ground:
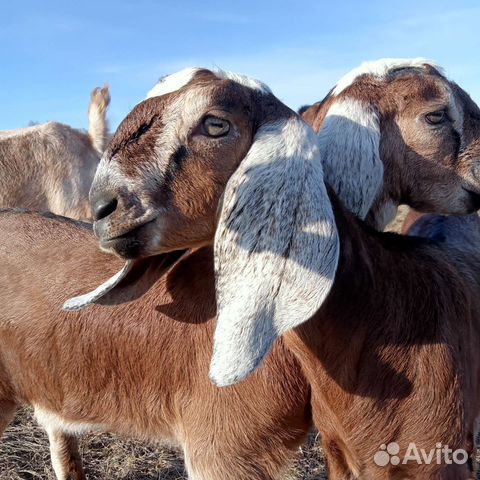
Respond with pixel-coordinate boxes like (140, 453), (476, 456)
(0, 408), (326, 479)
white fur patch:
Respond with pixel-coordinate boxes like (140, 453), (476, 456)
(35, 406), (104, 436)
(147, 67), (272, 100)
(147, 67), (200, 98)
(210, 116), (339, 387)
(213, 68), (272, 94)
(91, 151), (127, 190)
(63, 260), (133, 311)
(148, 87), (212, 186)
(319, 98), (383, 219)
(332, 58), (441, 96)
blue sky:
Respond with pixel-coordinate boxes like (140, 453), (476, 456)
(1, 0), (479, 131)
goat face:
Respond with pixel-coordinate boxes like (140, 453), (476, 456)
(381, 67), (480, 214)
(90, 69), (261, 258)
(83, 68), (340, 386)
(308, 60), (480, 226)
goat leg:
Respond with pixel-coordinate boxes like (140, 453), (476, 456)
(45, 429), (86, 480)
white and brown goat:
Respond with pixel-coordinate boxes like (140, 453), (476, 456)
(302, 58), (480, 229)
(0, 69), (479, 480)
(0, 85), (110, 221)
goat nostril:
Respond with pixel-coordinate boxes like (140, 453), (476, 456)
(93, 198), (118, 221)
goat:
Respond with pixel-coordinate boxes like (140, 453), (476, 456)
(0, 68), (478, 480)
(0, 212), (311, 480)
(0, 71), (316, 480)
(0, 85), (110, 221)
(89, 68), (480, 478)
(301, 58), (480, 229)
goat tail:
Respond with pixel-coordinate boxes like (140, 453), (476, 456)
(88, 84), (111, 153)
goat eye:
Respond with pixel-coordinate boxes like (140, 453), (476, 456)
(203, 116), (230, 137)
(425, 110), (447, 125)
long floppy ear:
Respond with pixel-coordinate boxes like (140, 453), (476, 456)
(318, 98), (383, 219)
(210, 116), (340, 386)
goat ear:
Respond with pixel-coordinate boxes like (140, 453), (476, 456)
(63, 250), (186, 310)
(318, 99), (383, 220)
(210, 116), (340, 386)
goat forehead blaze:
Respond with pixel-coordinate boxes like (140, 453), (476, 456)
(332, 57), (443, 95)
(106, 82), (255, 181)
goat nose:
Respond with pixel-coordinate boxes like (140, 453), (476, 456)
(92, 197), (118, 221)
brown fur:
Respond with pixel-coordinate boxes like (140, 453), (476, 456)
(0, 85), (111, 221)
(286, 194), (480, 478)
(91, 72), (286, 258)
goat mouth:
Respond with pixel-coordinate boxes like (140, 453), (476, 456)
(99, 217), (158, 259)
(463, 188), (480, 211)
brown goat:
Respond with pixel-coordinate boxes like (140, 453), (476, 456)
(0, 212), (311, 480)
(1, 68), (479, 480)
(301, 58), (480, 229)
(0, 85), (110, 221)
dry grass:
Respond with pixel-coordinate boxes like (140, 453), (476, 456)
(0, 408), (326, 479)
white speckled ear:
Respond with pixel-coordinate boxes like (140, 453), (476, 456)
(319, 98), (383, 220)
(210, 116), (340, 387)
(63, 260), (134, 311)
